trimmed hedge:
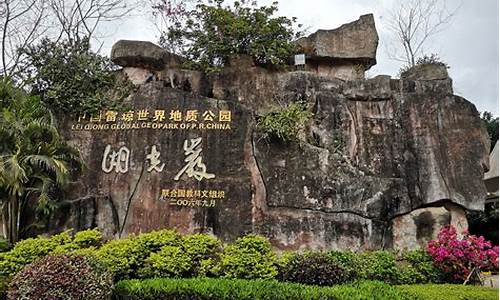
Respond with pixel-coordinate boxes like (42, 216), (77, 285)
(115, 278), (414, 300)
(398, 284), (498, 300)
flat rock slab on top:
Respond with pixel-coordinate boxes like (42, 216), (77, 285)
(110, 40), (183, 70)
(296, 14), (378, 68)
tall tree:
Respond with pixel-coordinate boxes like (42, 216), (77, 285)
(0, 79), (82, 242)
(385, 0), (459, 67)
(0, 0), (139, 78)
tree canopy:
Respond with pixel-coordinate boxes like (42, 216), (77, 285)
(156, 0), (301, 73)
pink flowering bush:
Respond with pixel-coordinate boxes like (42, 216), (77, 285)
(427, 225), (499, 281)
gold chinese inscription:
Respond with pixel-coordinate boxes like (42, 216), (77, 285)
(161, 188), (225, 207)
(174, 137), (215, 181)
(72, 108), (233, 131)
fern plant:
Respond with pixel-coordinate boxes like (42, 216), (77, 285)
(257, 102), (312, 143)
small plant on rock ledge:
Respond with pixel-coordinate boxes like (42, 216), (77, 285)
(257, 101), (313, 143)
(399, 53), (449, 77)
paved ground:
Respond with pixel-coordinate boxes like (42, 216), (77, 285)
(482, 275), (499, 288)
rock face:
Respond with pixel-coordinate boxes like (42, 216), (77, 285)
(296, 14), (378, 81)
(54, 15), (489, 251)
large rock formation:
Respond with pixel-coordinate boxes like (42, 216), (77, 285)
(296, 14), (378, 80)
(55, 16), (489, 251)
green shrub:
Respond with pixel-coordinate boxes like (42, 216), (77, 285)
(279, 252), (349, 286)
(398, 284), (498, 300)
(275, 251), (295, 279)
(0, 234), (61, 278)
(183, 233), (222, 277)
(95, 229), (182, 280)
(218, 234), (278, 279)
(258, 102), (312, 143)
(358, 251), (401, 284)
(399, 53), (449, 77)
(328, 250), (360, 281)
(94, 237), (143, 280)
(399, 250), (444, 284)
(115, 278), (414, 300)
(134, 229), (182, 253)
(140, 245), (192, 278)
(0, 239), (11, 253)
(73, 228), (104, 248)
(0, 276), (7, 300)
(7, 254), (112, 300)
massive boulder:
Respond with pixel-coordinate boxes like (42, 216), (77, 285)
(296, 14), (378, 67)
(53, 15), (489, 251)
(296, 14), (378, 80)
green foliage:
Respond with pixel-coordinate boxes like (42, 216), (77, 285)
(140, 245), (192, 278)
(7, 254), (112, 300)
(0, 228), (450, 288)
(480, 111), (499, 152)
(279, 251), (348, 286)
(328, 250), (360, 281)
(19, 38), (133, 116)
(468, 202), (499, 246)
(162, 0), (301, 73)
(0, 239), (10, 253)
(218, 234), (277, 279)
(134, 229), (183, 253)
(115, 278), (414, 300)
(183, 233), (222, 277)
(0, 233), (64, 279)
(0, 79), (83, 243)
(0, 229), (101, 282)
(257, 101), (312, 143)
(73, 228), (104, 248)
(93, 237), (143, 280)
(399, 250), (444, 284)
(95, 229), (182, 280)
(399, 53), (449, 77)
(358, 251), (401, 284)
(398, 284), (498, 300)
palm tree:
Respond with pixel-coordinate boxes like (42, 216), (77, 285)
(0, 79), (82, 243)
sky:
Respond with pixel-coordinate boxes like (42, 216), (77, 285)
(98, 0), (499, 115)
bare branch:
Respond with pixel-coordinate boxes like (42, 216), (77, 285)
(0, 0), (141, 78)
(384, 0), (461, 67)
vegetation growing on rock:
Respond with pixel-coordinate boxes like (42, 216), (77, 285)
(158, 0), (301, 73)
(257, 101), (312, 143)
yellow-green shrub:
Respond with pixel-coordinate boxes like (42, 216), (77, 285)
(217, 234), (277, 279)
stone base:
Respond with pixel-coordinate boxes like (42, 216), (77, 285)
(391, 203), (469, 250)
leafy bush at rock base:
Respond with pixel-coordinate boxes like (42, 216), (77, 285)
(217, 234), (277, 279)
(427, 225), (499, 282)
(7, 254), (112, 300)
(279, 252), (349, 286)
(140, 245), (192, 278)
